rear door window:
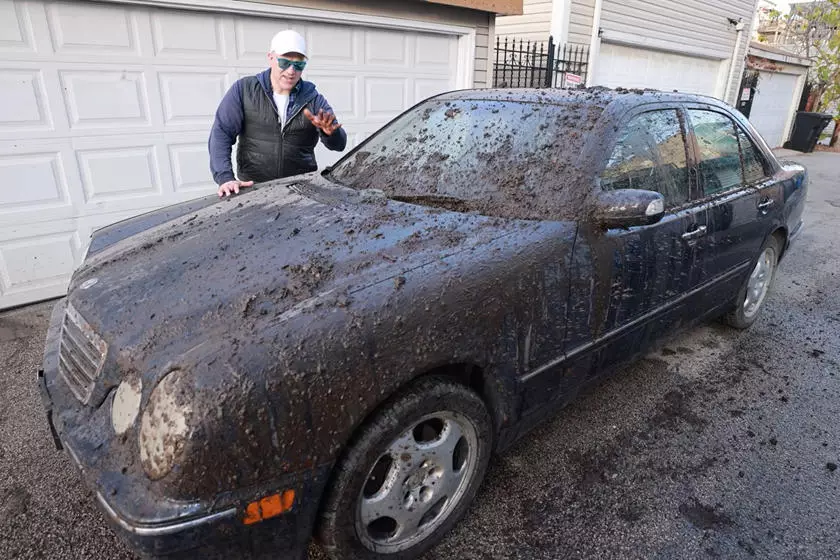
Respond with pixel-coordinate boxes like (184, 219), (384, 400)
(688, 109), (743, 196)
(600, 109), (690, 208)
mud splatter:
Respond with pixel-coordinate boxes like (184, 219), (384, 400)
(679, 497), (733, 530)
(282, 254), (334, 300)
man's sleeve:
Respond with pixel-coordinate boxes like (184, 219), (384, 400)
(314, 94), (347, 152)
(208, 81), (244, 185)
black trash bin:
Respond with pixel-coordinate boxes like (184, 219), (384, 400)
(786, 112), (834, 152)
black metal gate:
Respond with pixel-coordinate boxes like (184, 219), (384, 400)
(736, 70), (760, 118)
(493, 35), (589, 89)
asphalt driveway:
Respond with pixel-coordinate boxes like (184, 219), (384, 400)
(2, 151), (838, 559)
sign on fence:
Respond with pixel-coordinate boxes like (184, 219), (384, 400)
(564, 73), (583, 86)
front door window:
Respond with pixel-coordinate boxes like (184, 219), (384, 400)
(600, 109), (690, 208)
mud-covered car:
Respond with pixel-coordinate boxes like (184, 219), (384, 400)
(39, 88), (807, 559)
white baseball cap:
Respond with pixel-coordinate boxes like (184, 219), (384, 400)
(270, 30), (307, 58)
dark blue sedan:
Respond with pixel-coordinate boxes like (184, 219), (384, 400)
(40, 88), (806, 559)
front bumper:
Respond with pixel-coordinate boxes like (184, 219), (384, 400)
(93, 484), (322, 560)
(38, 298), (329, 559)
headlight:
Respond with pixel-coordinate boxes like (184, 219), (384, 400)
(111, 377), (142, 435)
(139, 370), (193, 480)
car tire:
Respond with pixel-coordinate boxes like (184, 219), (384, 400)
(317, 376), (493, 560)
(724, 235), (781, 330)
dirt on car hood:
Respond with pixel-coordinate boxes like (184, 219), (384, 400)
(66, 174), (526, 360)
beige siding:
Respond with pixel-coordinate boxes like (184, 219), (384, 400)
(569, 0), (596, 45)
(256, 0), (493, 87)
(494, 0), (553, 41)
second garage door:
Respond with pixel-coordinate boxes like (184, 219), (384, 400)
(748, 71), (800, 148)
(594, 43), (725, 97)
(0, 0), (463, 309)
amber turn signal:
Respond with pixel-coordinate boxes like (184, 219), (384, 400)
(243, 489), (296, 525)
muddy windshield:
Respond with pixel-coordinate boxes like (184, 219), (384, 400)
(327, 98), (603, 220)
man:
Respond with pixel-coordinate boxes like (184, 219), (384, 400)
(209, 30), (347, 197)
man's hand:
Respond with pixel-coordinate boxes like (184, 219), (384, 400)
(304, 108), (342, 136)
(218, 180), (254, 197)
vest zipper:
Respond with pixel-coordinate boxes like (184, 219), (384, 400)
(261, 86), (315, 179)
(279, 95), (314, 178)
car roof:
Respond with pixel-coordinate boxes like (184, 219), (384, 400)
(437, 87), (732, 113)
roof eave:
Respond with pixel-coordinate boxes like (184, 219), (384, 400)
(748, 42), (812, 67)
(422, 0), (523, 15)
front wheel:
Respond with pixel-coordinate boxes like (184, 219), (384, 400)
(725, 236), (780, 329)
(317, 377), (493, 559)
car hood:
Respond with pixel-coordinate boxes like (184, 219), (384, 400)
(67, 174), (524, 358)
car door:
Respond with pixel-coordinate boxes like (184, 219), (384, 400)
(564, 106), (708, 383)
(683, 106), (782, 305)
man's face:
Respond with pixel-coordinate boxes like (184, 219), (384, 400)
(269, 51), (305, 91)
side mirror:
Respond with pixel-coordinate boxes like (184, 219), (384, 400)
(590, 189), (665, 229)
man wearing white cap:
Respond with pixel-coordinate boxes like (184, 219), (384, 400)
(209, 30), (347, 197)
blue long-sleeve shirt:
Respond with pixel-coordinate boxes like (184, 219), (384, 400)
(208, 69), (347, 185)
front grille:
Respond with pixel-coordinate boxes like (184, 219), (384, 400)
(58, 304), (108, 404)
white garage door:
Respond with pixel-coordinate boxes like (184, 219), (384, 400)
(594, 43), (725, 97)
(0, 0), (461, 309)
(748, 71), (799, 148)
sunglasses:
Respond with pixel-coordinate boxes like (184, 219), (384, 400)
(276, 58), (306, 72)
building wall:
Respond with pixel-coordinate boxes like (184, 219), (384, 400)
(256, 0), (495, 86)
(494, 0), (553, 42)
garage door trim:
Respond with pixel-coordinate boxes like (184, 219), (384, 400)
(103, 0), (477, 88)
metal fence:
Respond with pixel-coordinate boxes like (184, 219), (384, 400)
(493, 36), (589, 89)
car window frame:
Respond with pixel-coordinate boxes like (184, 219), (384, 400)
(594, 103), (701, 213)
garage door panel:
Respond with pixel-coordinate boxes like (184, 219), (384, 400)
(304, 74), (358, 118)
(60, 70), (151, 129)
(77, 145), (163, 203)
(415, 34), (456, 69)
(0, 68), (52, 132)
(307, 24), (357, 64)
(365, 30), (409, 66)
(159, 70), (227, 126)
(0, 0), (35, 53)
(151, 10), (225, 59)
(415, 78), (452, 104)
(365, 77), (409, 117)
(0, 227), (80, 299)
(234, 16), (306, 62)
(168, 143), (215, 193)
(0, 150), (70, 212)
(46, 1), (141, 56)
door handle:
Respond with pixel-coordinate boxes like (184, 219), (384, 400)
(681, 225), (707, 241)
(758, 199), (775, 211)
